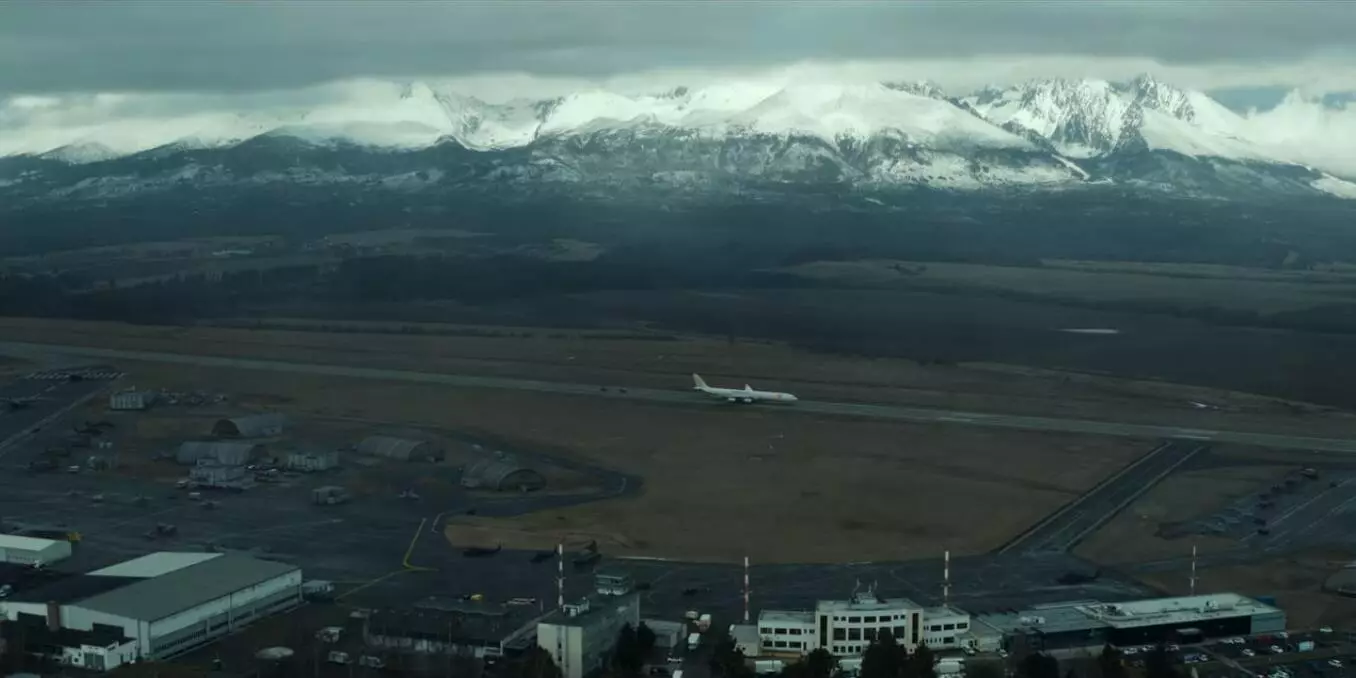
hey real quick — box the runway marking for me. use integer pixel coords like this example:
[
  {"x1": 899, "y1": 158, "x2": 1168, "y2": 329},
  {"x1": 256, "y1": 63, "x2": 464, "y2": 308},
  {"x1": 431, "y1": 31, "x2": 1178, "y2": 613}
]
[
  {"x1": 402, "y1": 517, "x2": 437, "y2": 572},
  {"x1": 337, "y1": 569, "x2": 408, "y2": 601}
]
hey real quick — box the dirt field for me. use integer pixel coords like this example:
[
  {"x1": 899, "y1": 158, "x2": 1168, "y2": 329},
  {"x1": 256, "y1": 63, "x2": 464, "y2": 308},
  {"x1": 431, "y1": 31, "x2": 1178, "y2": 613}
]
[
  {"x1": 97, "y1": 360, "x2": 1148, "y2": 563},
  {"x1": 3, "y1": 317, "x2": 1354, "y2": 438},
  {"x1": 778, "y1": 259, "x2": 1356, "y2": 314}
]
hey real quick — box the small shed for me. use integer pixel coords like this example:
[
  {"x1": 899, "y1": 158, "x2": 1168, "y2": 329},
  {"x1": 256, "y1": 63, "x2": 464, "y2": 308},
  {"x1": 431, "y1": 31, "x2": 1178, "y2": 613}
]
[
  {"x1": 0, "y1": 534, "x2": 72, "y2": 566},
  {"x1": 189, "y1": 462, "x2": 248, "y2": 487},
  {"x1": 109, "y1": 391, "x2": 155, "y2": 411},
  {"x1": 461, "y1": 458, "x2": 546, "y2": 492},
  {"x1": 212, "y1": 413, "x2": 288, "y2": 438},
  {"x1": 356, "y1": 436, "x2": 443, "y2": 462},
  {"x1": 285, "y1": 450, "x2": 340, "y2": 472},
  {"x1": 176, "y1": 441, "x2": 262, "y2": 466}
]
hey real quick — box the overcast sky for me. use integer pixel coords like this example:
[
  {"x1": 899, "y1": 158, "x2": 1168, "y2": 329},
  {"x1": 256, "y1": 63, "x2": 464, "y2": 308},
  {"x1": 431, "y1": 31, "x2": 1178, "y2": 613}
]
[{"x1": 3, "y1": 1, "x2": 1356, "y2": 97}]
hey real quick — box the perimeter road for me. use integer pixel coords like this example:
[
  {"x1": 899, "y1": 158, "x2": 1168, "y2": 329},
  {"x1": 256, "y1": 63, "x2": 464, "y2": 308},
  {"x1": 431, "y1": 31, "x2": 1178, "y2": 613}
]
[{"x1": 3, "y1": 340, "x2": 1356, "y2": 452}]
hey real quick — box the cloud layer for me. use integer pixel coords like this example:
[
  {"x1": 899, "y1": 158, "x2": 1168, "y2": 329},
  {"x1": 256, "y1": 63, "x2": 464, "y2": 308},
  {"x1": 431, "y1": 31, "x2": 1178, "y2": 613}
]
[{"x1": 3, "y1": 1, "x2": 1356, "y2": 95}]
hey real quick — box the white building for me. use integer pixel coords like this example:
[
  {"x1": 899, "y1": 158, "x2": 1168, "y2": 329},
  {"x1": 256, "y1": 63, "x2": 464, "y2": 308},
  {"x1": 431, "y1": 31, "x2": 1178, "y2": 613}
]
[
  {"x1": 921, "y1": 606, "x2": 973, "y2": 650},
  {"x1": 758, "y1": 587, "x2": 927, "y2": 659},
  {"x1": 0, "y1": 552, "x2": 302, "y2": 660},
  {"x1": 538, "y1": 594, "x2": 641, "y2": 678},
  {"x1": 0, "y1": 534, "x2": 72, "y2": 567}
]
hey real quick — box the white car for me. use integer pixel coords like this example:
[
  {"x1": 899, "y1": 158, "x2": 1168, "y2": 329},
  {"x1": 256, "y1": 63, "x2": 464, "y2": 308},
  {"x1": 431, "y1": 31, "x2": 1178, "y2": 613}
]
[
  {"x1": 1329, "y1": 659, "x2": 1344, "y2": 668},
  {"x1": 1167, "y1": 644, "x2": 1181, "y2": 652},
  {"x1": 1268, "y1": 645, "x2": 1284, "y2": 654},
  {"x1": 1242, "y1": 649, "x2": 1256, "y2": 657},
  {"x1": 1319, "y1": 627, "x2": 1334, "y2": 634},
  {"x1": 1123, "y1": 648, "x2": 1140, "y2": 656}
]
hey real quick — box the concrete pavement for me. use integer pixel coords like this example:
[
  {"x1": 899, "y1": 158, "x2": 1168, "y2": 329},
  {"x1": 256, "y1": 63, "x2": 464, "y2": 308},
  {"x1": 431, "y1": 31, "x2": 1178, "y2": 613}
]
[{"x1": 2, "y1": 340, "x2": 1355, "y2": 451}]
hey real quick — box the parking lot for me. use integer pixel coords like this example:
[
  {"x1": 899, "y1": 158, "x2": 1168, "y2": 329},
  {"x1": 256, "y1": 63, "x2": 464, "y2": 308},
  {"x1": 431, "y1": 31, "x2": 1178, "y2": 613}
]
[{"x1": 1116, "y1": 630, "x2": 1354, "y2": 678}]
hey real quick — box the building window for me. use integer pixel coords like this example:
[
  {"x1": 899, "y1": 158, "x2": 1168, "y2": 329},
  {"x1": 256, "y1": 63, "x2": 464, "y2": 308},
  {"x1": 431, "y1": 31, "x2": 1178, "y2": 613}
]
[
  {"x1": 893, "y1": 626, "x2": 905, "y2": 638},
  {"x1": 761, "y1": 628, "x2": 773, "y2": 635},
  {"x1": 776, "y1": 628, "x2": 787, "y2": 635},
  {"x1": 848, "y1": 617, "x2": 861, "y2": 624},
  {"x1": 833, "y1": 629, "x2": 846, "y2": 641},
  {"x1": 864, "y1": 629, "x2": 877, "y2": 642},
  {"x1": 775, "y1": 641, "x2": 786, "y2": 649},
  {"x1": 944, "y1": 638, "x2": 955, "y2": 645},
  {"x1": 865, "y1": 616, "x2": 876, "y2": 623},
  {"x1": 957, "y1": 622, "x2": 968, "y2": 630},
  {"x1": 849, "y1": 628, "x2": 862, "y2": 641},
  {"x1": 790, "y1": 629, "x2": 802, "y2": 636},
  {"x1": 944, "y1": 624, "x2": 955, "y2": 631}
]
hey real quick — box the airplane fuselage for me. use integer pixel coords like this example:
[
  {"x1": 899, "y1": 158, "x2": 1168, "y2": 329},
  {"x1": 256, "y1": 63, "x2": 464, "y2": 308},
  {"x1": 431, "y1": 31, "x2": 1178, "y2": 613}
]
[{"x1": 692, "y1": 374, "x2": 797, "y2": 404}]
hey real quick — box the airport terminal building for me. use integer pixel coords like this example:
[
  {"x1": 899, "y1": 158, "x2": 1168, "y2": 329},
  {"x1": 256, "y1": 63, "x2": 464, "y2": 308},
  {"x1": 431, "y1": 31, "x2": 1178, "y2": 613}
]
[{"x1": 977, "y1": 593, "x2": 1285, "y2": 652}]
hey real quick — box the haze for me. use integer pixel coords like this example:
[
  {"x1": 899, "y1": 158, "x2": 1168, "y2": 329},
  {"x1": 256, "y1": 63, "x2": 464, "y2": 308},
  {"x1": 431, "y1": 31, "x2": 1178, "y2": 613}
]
[{"x1": 3, "y1": 0, "x2": 1356, "y2": 97}]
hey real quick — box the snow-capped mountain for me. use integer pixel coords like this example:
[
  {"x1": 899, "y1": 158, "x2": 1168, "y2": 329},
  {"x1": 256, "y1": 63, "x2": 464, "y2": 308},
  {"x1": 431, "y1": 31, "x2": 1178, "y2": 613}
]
[{"x1": 2, "y1": 75, "x2": 1355, "y2": 203}]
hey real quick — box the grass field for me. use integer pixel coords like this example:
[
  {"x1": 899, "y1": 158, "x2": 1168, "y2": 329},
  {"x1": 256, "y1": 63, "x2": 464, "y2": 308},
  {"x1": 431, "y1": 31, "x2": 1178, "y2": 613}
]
[
  {"x1": 3, "y1": 317, "x2": 1354, "y2": 438},
  {"x1": 778, "y1": 259, "x2": 1356, "y2": 314},
  {"x1": 103, "y1": 359, "x2": 1148, "y2": 563}
]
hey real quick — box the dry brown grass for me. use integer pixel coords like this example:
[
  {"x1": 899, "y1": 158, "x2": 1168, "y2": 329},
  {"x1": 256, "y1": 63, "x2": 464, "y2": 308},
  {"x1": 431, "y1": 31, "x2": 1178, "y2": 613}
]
[
  {"x1": 1079, "y1": 445, "x2": 1356, "y2": 565},
  {"x1": 99, "y1": 360, "x2": 1146, "y2": 563},
  {"x1": 2, "y1": 317, "x2": 1353, "y2": 438}
]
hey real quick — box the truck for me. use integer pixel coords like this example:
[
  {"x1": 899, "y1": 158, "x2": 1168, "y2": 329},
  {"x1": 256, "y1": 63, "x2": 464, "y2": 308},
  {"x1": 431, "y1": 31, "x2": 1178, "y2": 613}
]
[
  {"x1": 937, "y1": 659, "x2": 964, "y2": 676},
  {"x1": 697, "y1": 614, "x2": 712, "y2": 632},
  {"x1": 687, "y1": 633, "x2": 701, "y2": 650}
]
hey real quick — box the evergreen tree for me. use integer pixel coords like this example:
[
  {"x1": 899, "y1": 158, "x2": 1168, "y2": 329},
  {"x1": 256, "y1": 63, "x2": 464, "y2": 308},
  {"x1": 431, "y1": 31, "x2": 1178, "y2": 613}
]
[
  {"x1": 861, "y1": 632, "x2": 906, "y2": 678},
  {"x1": 907, "y1": 643, "x2": 936, "y2": 678},
  {"x1": 637, "y1": 621, "x2": 658, "y2": 656},
  {"x1": 1143, "y1": 644, "x2": 1179, "y2": 678},
  {"x1": 710, "y1": 632, "x2": 755, "y2": 678},
  {"x1": 509, "y1": 646, "x2": 564, "y2": 678},
  {"x1": 613, "y1": 623, "x2": 644, "y2": 677},
  {"x1": 805, "y1": 648, "x2": 839, "y2": 678},
  {"x1": 1097, "y1": 644, "x2": 1128, "y2": 678}
]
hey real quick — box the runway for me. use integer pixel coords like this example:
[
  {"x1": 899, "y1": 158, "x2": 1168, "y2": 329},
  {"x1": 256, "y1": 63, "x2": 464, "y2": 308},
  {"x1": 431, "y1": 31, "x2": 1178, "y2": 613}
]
[{"x1": 2, "y1": 340, "x2": 1355, "y2": 452}]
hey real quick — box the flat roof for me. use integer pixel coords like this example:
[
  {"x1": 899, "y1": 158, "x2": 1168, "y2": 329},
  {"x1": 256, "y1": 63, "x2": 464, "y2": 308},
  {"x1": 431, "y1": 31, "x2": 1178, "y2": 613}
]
[
  {"x1": 89, "y1": 552, "x2": 222, "y2": 579},
  {"x1": 0, "y1": 534, "x2": 61, "y2": 551},
  {"x1": 1078, "y1": 594, "x2": 1281, "y2": 629},
  {"x1": 9, "y1": 575, "x2": 138, "y2": 604},
  {"x1": 77, "y1": 554, "x2": 298, "y2": 621},
  {"x1": 925, "y1": 606, "x2": 969, "y2": 620},
  {"x1": 759, "y1": 610, "x2": 814, "y2": 625},
  {"x1": 978, "y1": 604, "x2": 1110, "y2": 637},
  {"x1": 539, "y1": 593, "x2": 639, "y2": 628},
  {"x1": 370, "y1": 607, "x2": 540, "y2": 646},
  {"x1": 816, "y1": 597, "x2": 921, "y2": 614}
]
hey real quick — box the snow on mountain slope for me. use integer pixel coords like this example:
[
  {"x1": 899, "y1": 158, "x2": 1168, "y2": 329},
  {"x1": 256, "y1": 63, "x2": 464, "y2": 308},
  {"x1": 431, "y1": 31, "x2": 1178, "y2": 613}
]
[
  {"x1": 1239, "y1": 92, "x2": 1356, "y2": 178},
  {"x1": 1, "y1": 74, "x2": 1354, "y2": 201},
  {"x1": 963, "y1": 75, "x2": 1281, "y2": 163}
]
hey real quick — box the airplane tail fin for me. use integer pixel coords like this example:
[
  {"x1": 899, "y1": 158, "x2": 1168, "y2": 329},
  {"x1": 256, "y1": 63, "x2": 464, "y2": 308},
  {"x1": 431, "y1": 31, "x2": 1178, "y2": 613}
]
[{"x1": 692, "y1": 373, "x2": 708, "y2": 389}]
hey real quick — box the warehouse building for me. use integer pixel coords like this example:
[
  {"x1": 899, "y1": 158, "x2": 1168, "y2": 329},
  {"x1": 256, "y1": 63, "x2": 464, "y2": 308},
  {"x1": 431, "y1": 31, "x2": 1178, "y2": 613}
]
[
  {"x1": 461, "y1": 457, "x2": 546, "y2": 492},
  {"x1": 0, "y1": 534, "x2": 73, "y2": 567},
  {"x1": 357, "y1": 435, "x2": 444, "y2": 462},
  {"x1": 364, "y1": 599, "x2": 541, "y2": 659},
  {"x1": 175, "y1": 441, "x2": 262, "y2": 466},
  {"x1": 538, "y1": 593, "x2": 642, "y2": 678},
  {"x1": 0, "y1": 551, "x2": 302, "y2": 661},
  {"x1": 212, "y1": 413, "x2": 288, "y2": 439},
  {"x1": 976, "y1": 593, "x2": 1285, "y2": 652}
]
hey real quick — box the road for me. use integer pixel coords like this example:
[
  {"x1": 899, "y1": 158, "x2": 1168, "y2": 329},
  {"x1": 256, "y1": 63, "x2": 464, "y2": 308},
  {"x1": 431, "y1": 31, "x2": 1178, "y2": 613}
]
[
  {"x1": 1000, "y1": 441, "x2": 1207, "y2": 554},
  {"x1": 2, "y1": 340, "x2": 1355, "y2": 452}
]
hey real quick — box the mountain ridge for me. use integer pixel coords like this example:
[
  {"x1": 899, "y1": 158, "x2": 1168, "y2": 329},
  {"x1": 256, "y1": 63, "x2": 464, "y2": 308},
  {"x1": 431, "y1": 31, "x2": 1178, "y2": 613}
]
[{"x1": 3, "y1": 74, "x2": 1356, "y2": 203}]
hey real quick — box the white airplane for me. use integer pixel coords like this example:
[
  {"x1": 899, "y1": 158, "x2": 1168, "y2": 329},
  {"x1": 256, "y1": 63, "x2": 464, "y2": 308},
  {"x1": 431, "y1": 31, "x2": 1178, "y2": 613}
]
[{"x1": 692, "y1": 374, "x2": 798, "y2": 404}]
